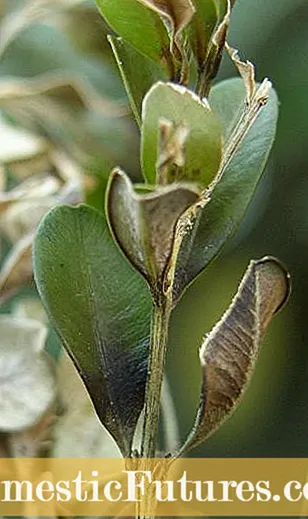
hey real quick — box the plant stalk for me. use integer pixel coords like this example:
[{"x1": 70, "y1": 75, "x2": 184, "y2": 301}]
[
  {"x1": 137, "y1": 296, "x2": 172, "y2": 519},
  {"x1": 141, "y1": 296, "x2": 172, "y2": 459}
]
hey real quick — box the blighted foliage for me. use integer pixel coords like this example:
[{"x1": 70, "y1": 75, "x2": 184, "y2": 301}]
[{"x1": 0, "y1": 1, "x2": 291, "y2": 509}]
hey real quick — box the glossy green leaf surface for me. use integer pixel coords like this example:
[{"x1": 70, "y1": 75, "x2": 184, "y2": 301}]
[
  {"x1": 108, "y1": 36, "x2": 167, "y2": 127},
  {"x1": 95, "y1": 0, "x2": 169, "y2": 64},
  {"x1": 141, "y1": 82, "x2": 222, "y2": 186},
  {"x1": 33, "y1": 205, "x2": 152, "y2": 457},
  {"x1": 172, "y1": 78, "x2": 279, "y2": 301},
  {"x1": 181, "y1": 257, "x2": 290, "y2": 454},
  {"x1": 107, "y1": 169, "x2": 199, "y2": 293}
]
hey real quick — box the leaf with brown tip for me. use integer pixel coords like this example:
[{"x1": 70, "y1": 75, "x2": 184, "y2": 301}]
[
  {"x1": 138, "y1": 0, "x2": 195, "y2": 41},
  {"x1": 180, "y1": 257, "x2": 291, "y2": 454},
  {"x1": 107, "y1": 169, "x2": 200, "y2": 296}
]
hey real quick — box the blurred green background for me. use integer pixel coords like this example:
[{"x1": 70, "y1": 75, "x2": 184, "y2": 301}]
[{"x1": 0, "y1": 0, "x2": 307, "y2": 462}]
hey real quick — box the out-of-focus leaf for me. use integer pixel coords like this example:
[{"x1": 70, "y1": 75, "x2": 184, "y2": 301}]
[
  {"x1": 107, "y1": 168, "x2": 199, "y2": 294},
  {"x1": 13, "y1": 296, "x2": 47, "y2": 323},
  {"x1": 180, "y1": 257, "x2": 291, "y2": 453},
  {"x1": 0, "y1": 174, "x2": 59, "y2": 209},
  {"x1": 0, "y1": 153, "x2": 82, "y2": 233},
  {"x1": 0, "y1": 315, "x2": 55, "y2": 432},
  {"x1": 141, "y1": 82, "x2": 222, "y2": 186},
  {"x1": 0, "y1": 115, "x2": 47, "y2": 165},
  {"x1": 0, "y1": 167, "x2": 5, "y2": 191},
  {"x1": 0, "y1": 234, "x2": 33, "y2": 305},
  {"x1": 171, "y1": 78, "x2": 278, "y2": 301},
  {"x1": 54, "y1": 353, "x2": 121, "y2": 458},
  {"x1": 33, "y1": 204, "x2": 152, "y2": 457},
  {"x1": 188, "y1": 0, "x2": 218, "y2": 66},
  {"x1": 95, "y1": 0, "x2": 170, "y2": 66},
  {"x1": 138, "y1": 0, "x2": 195, "y2": 40},
  {"x1": 108, "y1": 36, "x2": 167, "y2": 127}
]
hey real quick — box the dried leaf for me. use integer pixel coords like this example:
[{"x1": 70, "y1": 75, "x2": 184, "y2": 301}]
[
  {"x1": 181, "y1": 257, "x2": 291, "y2": 453},
  {"x1": 107, "y1": 168, "x2": 200, "y2": 294},
  {"x1": 0, "y1": 115, "x2": 48, "y2": 165},
  {"x1": 138, "y1": 0, "x2": 195, "y2": 39},
  {"x1": 13, "y1": 297, "x2": 47, "y2": 323},
  {"x1": 0, "y1": 316, "x2": 56, "y2": 432},
  {"x1": 225, "y1": 43, "x2": 256, "y2": 105},
  {"x1": 157, "y1": 118, "x2": 190, "y2": 182},
  {"x1": 0, "y1": 234, "x2": 33, "y2": 305},
  {"x1": 54, "y1": 353, "x2": 121, "y2": 458}
]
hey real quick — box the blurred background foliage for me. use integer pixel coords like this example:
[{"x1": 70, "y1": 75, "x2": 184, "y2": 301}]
[{"x1": 0, "y1": 0, "x2": 307, "y2": 462}]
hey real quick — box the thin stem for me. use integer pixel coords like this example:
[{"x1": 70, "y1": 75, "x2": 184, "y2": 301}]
[
  {"x1": 136, "y1": 298, "x2": 172, "y2": 519},
  {"x1": 141, "y1": 297, "x2": 172, "y2": 459}
]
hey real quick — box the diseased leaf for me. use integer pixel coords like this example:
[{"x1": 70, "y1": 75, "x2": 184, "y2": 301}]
[
  {"x1": 170, "y1": 78, "x2": 278, "y2": 301},
  {"x1": 108, "y1": 36, "x2": 167, "y2": 127},
  {"x1": 33, "y1": 204, "x2": 152, "y2": 457},
  {"x1": 138, "y1": 0, "x2": 195, "y2": 41},
  {"x1": 181, "y1": 257, "x2": 291, "y2": 453},
  {"x1": 0, "y1": 316, "x2": 55, "y2": 432},
  {"x1": 107, "y1": 168, "x2": 199, "y2": 295},
  {"x1": 188, "y1": 0, "x2": 218, "y2": 67},
  {"x1": 226, "y1": 43, "x2": 256, "y2": 105},
  {"x1": 141, "y1": 82, "x2": 222, "y2": 186},
  {"x1": 95, "y1": 0, "x2": 170, "y2": 65}
]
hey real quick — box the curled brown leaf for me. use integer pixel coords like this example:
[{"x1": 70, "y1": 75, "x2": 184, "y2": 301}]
[
  {"x1": 138, "y1": 0, "x2": 195, "y2": 40},
  {"x1": 180, "y1": 256, "x2": 291, "y2": 454}
]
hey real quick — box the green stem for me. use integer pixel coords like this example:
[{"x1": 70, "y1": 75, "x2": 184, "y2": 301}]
[
  {"x1": 141, "y1": 297, "x2": 172, "y2": 459},
  {"x1": 136, "y1": 297, "x2": 171, "y2": 519}
]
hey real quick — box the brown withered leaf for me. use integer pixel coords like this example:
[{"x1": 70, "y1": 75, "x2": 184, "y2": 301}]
[
  {"x1": 0, "y1": 234, "x2": 33, "y2": 305},
  {"x1": 181, "y1": 257, "x2": 291, "y2": 453},
  {"x1": 225, "y1": 43, "x2": 256, "y2": 105},
  {"x1": 138, "y1": 0, "x2": 195, "y2": 39},
  {"x1": 0, "y1": 315, "x2": 56, "y2": 433},
  {"x1": 157, "y1": 118, "x2": 189, "y2": 184},
  {"x1": 107, "y1": 168, "x2": 200, "y2": 295}
]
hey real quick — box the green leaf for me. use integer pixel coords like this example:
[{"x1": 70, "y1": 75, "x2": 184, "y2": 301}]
[
  {"x1": 215, "y1": 0, "x2": 229, "y2": 19},
  {"x1": 107, "y1": 169, "x2": 200, "y2": 296},
  {"x1": 180, "y1": 257, "x2": 291, "y2": 454},
  {"x1": 33, "y1": 204, "x2": 152, "y2": 457},
  {"x1": 108, "y1": 36, "x2": 167, "y2": 127},
  {"x1": 95, "y1": 0, "x2": 170, "y2": 65},
  {"x1": 141, "y1": 82, "x2": 222, "y2": 186},
  {"x1": 188, "y1": 0, "x2": 218, "y2": 66},
  {"x1": 172, "y1": 78, "x2": 279, "y2": 301}
]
